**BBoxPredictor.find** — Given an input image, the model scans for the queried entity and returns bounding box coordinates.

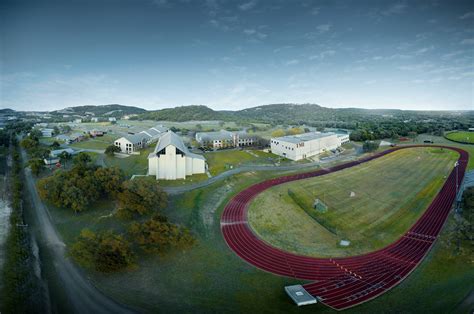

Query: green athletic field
[248,147,458,257]
[445,131,474,144]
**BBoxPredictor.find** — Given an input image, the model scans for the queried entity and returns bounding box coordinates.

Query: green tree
[117,177,167,218]
[69,229,135,272]
[288,127,303,135]
[128,214,195,254]
[53,126,60,135]
[50,141,61,149]
[362,141,380,153]
[29,129,42,141]
[62,125,72,133]
[271,129,286,138]
[28,158,45,176]
[105,144,121,156]
[73,152,92,167]
[37,166,100,213]
[94,167,125,196]
[20,138,38,150]
[58,151,72,168]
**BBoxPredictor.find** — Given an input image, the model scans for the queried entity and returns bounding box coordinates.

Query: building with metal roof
[148,131,206,180]
[195,129,257,148]
[139,125,169,143]
[270,131,349,161]
[114,133,149,154]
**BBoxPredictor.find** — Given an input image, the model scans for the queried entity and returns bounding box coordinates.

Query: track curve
[220,145,468,310]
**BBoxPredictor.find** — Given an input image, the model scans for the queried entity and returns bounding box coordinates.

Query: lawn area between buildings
[445,131,474,144]
[204,149,287,176]
[69,134,117,150]
[248,147,458,257]
[39,141,472,313]
[103,146,154,177]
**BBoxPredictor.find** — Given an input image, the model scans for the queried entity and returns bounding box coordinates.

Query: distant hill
[52,104,146,117]
[134,103,413,124]
[136,105,229,122]
[0,108,17,114]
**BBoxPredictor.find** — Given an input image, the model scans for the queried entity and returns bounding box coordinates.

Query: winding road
[220,145,469,310]
[21,148,135,314]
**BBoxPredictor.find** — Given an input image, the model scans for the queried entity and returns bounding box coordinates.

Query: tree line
[35,156,194,273]
[1,135,43,312]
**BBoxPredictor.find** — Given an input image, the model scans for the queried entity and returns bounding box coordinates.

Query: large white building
[148,131,206,180]
[270,132,350,161]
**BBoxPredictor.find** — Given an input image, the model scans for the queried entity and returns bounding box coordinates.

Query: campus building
[270,132,350,161]
[139,125,168,144]
[114,134,148,154]
[40,128,55,137]
[113,125,168,154]
[148,131,206,180]
[195,130,257,149]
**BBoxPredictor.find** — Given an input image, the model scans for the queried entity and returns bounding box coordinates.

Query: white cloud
[309,50,336,60]
[243,29,256,35]
[382,3,407,16]
[285,59,300,66]
[461,38,474,45]
[310,7,320,15]
[414,46,434,55]
[152,0,170,7]
[238,0,257,11]
[243,28,267,40]
[316,23,331,33]
[459,11,474,19]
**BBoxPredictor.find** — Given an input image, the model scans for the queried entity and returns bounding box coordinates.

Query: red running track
[220,145,468,311]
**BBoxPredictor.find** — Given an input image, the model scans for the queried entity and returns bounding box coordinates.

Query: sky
[1,0,473,112]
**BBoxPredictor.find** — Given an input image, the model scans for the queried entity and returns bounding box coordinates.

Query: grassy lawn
[205,149,287,176]
[103,146,154,177]
[414,134,474,170]
[205,150,258,175]
[69,134,116,150]
[157,173,209,187]
[248,147,457,257]
[445,131,474,144]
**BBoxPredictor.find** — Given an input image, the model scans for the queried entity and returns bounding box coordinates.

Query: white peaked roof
[148,131,205,160]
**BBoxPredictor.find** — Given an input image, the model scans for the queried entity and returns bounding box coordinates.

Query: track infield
[247,147,457,257]
[220,145,468,311]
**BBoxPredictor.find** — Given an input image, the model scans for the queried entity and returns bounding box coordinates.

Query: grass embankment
[248,147,457,257]
[445,131,474,145]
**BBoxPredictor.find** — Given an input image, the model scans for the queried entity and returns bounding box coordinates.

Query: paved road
[77,148,106,154]
[163,153,358,194]
[21,148,135,314]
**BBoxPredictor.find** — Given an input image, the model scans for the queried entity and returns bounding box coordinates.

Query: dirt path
[21,148,135,314]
